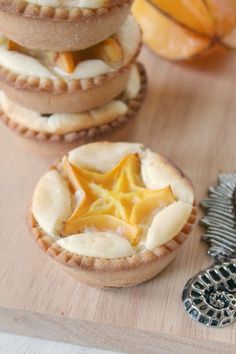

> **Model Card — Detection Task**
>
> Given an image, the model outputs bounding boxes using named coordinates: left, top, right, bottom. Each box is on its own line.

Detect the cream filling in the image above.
left=0, top=16, right=140, bottom=80
left=0, top=47, right=56, bottom=79
left=120, top=64, right=140, bottom=100
left=54, top=60, right=113, bottom=80
left=68, top=142, right=144, bottom=173
left=25, top=0, right=109, bottom=9
left=145, top=201, right=192, bottom=249
left=141, top=149, right=194, bottom=204
left=32, top=170, right=72, bottom=236
left=56, top=232, right=134, bottom=259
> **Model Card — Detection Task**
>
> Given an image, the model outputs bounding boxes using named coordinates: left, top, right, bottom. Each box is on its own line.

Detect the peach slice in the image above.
left=130, top=186, right=175, bottom=224
left=150, top=0, right=215, bottom=36
left=132, top=0, right=211, bottom=60
left=7, top=39, right=24, bottom=52
left=62, top=157, right=96, bottom=218
left=55, top=52, right=75, bottom=74
left=205, top=0, right=236, bottom=37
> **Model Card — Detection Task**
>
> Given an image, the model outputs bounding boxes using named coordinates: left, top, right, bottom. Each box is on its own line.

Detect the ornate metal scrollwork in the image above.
left=182, top=173, right=236, bottom=327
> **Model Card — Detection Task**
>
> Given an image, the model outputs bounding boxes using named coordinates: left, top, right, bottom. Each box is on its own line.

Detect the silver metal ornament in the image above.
left=182, top=173, right=236, bottom=327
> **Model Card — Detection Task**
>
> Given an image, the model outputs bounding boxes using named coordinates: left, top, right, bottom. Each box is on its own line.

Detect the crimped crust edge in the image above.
left=0, top=62, right=147, bottom=142
left=29, top=198, right=197, bottom=273
left=0, top=0, right=132, bottom=21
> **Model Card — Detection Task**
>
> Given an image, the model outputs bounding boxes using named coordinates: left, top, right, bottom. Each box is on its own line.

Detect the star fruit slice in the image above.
left=62, top=154, right=175, bottom=245
left=149, top=0, right=215, bottom=36
left=132, top=0, right=211, bottom=60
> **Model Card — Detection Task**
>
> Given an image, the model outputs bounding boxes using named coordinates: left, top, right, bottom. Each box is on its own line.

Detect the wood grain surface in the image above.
left=1, top=46, right=236, bottom=354
left=0, top=331, right=121, bottom=354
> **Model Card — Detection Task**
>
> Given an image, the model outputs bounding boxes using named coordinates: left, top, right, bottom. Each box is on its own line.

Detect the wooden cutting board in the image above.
left=1, top=46, right=236, bottom=354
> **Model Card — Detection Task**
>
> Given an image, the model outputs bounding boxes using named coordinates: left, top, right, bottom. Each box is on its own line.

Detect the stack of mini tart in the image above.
left=0, top=0, right=146, bottom=142
left=30, top=142, right=197, bottom=288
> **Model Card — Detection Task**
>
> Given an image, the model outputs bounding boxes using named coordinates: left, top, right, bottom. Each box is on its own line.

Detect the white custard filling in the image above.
left=0, top=47, right=56, bottom=79
left=0, top=45, right=113, bottom=80
left=25, top=0, right=109, bottom=9
left=32, top=142, right=194, bottom=258
left=32, top=170, right=72, bottom=235
left=57, top=232, right=134, bottom=259
left=0, top=65, right=140, bottom=133
left=0, top=16, right=140, bottom=81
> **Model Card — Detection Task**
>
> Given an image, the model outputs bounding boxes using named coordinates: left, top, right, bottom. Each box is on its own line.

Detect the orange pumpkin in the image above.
left=132, top=0, right=236, bottom=60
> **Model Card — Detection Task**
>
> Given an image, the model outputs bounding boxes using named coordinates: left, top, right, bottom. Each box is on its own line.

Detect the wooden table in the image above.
left=0, top=331, right=118, bottom=354
left=1, top=46, right=236, bottom=354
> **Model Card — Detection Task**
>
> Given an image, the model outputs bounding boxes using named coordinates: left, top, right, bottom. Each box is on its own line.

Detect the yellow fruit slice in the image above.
left=130, top=186, right=175, bottom=224
left=150, top=0, right=215, bottom=36
left=62, top=153, right=176, bottom=246
left=56, top=52, right=75, bottom=73
left=132, top=0, right=211, bottom=60
left=62, top=157, right=96, bottom=218
left=95, top=38, right=123, bottom=67
left=7, top=39, right=24, bottom=52
left=63, top=215, right=140, bottom=245
left=205, top=0, right=236, bottom=37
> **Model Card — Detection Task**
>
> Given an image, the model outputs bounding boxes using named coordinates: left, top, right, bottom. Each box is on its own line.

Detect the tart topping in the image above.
left=32, top=170, right=72, bottom=235
left=0, top=17, right=140, bottom=79
left=145, top=200, right=192, bottom=249
left=56, top=232, right=134, bottom=259
left=62, top=153, right=175, bottom=245
left=6, top=38, right=123, bottom=74
left=54, top=52, right=75, bottom=74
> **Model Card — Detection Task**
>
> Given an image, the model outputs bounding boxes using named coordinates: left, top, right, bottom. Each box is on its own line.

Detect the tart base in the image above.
left=0, top=64, right=133, bottom=114
left=0, top=0, right=132, bottom=51
left=29, top=206, right=197, bottom=288
left=0, top=63, right=147, bottom=143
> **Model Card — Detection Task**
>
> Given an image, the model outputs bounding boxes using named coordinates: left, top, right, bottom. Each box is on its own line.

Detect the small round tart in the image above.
left=0, top=63, right=146, bottom=142
left=0, top=0, right=132, bottom=51
left=30, top=142, right=197, bottom=288
left=0, top=15, right=141, bottom=113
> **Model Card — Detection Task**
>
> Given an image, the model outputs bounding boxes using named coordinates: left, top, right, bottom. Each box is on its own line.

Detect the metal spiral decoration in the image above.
left=182, top=173, right=236, bottom=327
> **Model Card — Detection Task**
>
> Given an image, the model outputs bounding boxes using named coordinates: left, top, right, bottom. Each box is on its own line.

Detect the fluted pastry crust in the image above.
left=0, top=15, right=141, bottom=112
left=29, top=140, right=196, bottom=287
left=0, top=63, right=147, bottom=142
left=0, top=0, right=132, bottom=51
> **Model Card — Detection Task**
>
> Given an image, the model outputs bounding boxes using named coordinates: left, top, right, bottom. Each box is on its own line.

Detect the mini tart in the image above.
left=0, top=63, right=146, bottom=142
left=29, top=142, right=197, bottom=288
left=0, top=0, right=132, bottom=51
left=0, top=15, right=141, bottom=113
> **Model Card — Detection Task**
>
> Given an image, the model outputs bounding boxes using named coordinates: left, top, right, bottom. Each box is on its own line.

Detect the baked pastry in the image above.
left=0, top=63, right=146, bottom=142
left=0, top=0, right=132, bottom=51
left=0, top=15, right=141, bottom=114
left=30, top=142, right=196, bottom=288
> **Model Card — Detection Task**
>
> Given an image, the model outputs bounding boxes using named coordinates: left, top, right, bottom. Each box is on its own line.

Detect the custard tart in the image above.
left=30, top=142, right=196, bottom=288
left=0, top=16, right=141, bottom=113
left=0, top=0, right=132, bottom=51
left=0, top=63, right=146, bottom=142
